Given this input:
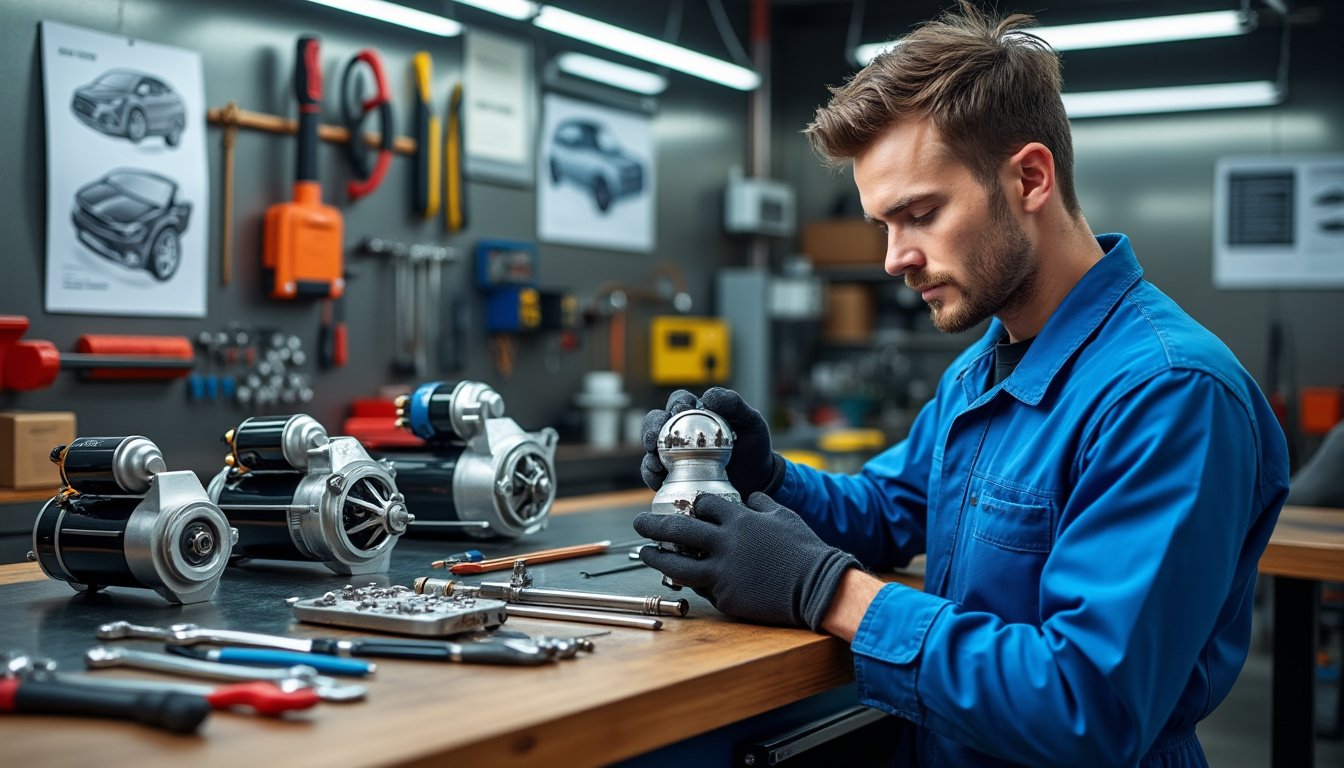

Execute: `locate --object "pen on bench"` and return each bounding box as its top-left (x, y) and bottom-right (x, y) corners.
top-left (436, 540), bottom-right (613, 574)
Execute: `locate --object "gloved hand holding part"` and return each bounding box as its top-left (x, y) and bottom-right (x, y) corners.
top-left (640, 387), bottom-right (786, 498)
top-left (633, 492), bottom-right (859, 631)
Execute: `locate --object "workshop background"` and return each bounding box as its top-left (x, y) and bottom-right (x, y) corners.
top-left (3, 0), bottom-right (1343, 481)
top-left (1, 0), bottom-right (1343, 764)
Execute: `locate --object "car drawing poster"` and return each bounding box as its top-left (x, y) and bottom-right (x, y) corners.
top-left (538, 94), bottom-right (654, 252)
top-left (41, 21), bottom-right (208, 317)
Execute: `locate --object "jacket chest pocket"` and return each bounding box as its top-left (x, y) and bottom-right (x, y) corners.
top-left (970, 490), bottom-right (1055, 553)
top-left (952, 481), bottom-right (1058, 620)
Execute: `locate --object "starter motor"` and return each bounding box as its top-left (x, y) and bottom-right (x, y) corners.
top-left (207, 414), bottom-right (411, 575)
top-left (30, 436), bottom-right (236, 604)
top-left (385, 380), bottom-right (558, 540)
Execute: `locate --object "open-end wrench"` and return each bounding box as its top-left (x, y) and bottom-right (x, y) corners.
top-left (95, 620), bottom-right (374, 676)
top-left (96, 620), bottom-right (553, 665)
top-left (85, 646), bottom-right (366, 702)
top-left (98, 621), bottom-right (315, 650)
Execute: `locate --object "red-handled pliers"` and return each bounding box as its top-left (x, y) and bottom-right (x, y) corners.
top-left (341, 48), bottom-right (393, 201)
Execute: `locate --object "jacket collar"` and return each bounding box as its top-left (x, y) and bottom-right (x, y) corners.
top-left (958, 233), bottom-right (1143, 406)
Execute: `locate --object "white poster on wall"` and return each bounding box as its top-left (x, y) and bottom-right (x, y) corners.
top-left (464, 30), bottom-right (534, 185)
top-left (41, 21), bottom-right (209, 317)
top-left (1213, 155), bottom-right (1344, 289)
top-left (538, 93), bottom-right (655, 253)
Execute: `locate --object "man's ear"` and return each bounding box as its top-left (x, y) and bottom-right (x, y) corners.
top-left (1006, 142), bottom-right (1055, 214)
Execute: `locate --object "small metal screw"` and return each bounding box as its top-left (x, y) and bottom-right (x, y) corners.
top-left (328, 475), bottom-right (346, 491)
top-left (744, 755), bottom-right (756, 766)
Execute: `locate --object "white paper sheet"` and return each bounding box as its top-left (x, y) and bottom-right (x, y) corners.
top-left (41, 21), bottom-right (210, 317)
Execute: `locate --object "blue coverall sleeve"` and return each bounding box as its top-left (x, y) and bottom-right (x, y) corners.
top-left (849, 370), bottom-right (1280, 767)
top-left (775, 396), bottom-right (939, 570)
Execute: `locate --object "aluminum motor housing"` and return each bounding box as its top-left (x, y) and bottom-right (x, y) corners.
top-left (208, 415), bottom-right (412, 576)
top-left (32, 436), bottom-right (235, 604)
top-left (389, 380), bottom-right (558, 539)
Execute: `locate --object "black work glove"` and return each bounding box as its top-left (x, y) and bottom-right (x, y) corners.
top-left (633, 492), bottom-right (859, 631)
top-left (639, 387), bottom-right (786, 498)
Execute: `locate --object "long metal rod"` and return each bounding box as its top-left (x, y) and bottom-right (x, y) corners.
top-left (477, 581), bottom-right (688, 617)
top-left (503, 604), bottom-right (663, 631)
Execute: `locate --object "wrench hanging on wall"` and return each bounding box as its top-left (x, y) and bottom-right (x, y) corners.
top-left (358, 237), bottom-right (457, 378)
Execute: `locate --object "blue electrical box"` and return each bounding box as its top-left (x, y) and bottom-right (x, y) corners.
top-left (485, 286), bottom-right (542, 333)
top-left (475, 240), bottom-right (538, 289)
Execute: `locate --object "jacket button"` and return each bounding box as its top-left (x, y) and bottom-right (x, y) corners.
top-left (970, 496), bottom-right (978, 506)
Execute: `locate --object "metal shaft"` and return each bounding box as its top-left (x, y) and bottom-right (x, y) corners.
top-left (478, 581), bottom-right (689, 617)
top-left (503, 604), bottom-right (664, 630)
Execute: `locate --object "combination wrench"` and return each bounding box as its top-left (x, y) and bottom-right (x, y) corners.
top-left (84, 646), bottom-right (366, 702)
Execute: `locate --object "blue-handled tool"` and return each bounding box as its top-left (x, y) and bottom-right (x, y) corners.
top-left (164, 645), bottom-right (376, 677)
top-left (429, 548), bottom-right (484, 569)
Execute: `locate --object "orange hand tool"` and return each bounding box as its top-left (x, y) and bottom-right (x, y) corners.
top-left (263, 35), bottom-right (345, 300)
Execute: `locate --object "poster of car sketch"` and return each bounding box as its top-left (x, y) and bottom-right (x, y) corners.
top-left (41, 21), bottom-right (208, 317)
top-left (538, 94), bottom-right (654, 252)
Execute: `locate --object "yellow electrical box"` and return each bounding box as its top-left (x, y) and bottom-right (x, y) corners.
top-left (650, 316), bottom-right (731, 386)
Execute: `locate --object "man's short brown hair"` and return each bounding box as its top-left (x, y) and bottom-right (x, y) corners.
top-left (806, 0), bottom-right (1080, 216)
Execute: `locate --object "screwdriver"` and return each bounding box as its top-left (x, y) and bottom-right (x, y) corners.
top-left (166, 645), bottom-right (376, 677)
top-left (429, 548), bottom-right (484, 569)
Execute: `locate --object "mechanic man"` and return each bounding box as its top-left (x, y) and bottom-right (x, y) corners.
top-left (633, 2), bottom-right (1290, 765)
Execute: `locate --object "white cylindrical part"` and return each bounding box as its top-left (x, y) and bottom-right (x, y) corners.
top-left (586, 407), bottom-right (622, 449)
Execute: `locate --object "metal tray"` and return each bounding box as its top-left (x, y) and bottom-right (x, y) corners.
top-left (291, 586), bottom-right (508, 637)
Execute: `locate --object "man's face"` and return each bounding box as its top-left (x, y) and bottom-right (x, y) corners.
top-left (853, 120), bottom-right (1037, 334)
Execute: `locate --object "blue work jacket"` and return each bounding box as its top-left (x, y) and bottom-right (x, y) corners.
top-left (777, 234), bottom-right (1290, 767)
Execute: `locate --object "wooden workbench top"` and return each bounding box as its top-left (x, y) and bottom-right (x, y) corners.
top-left (10, 491), bottom-right (1321, 767)
top-left (1260, 504), bottom-right (1344, 582)
top-left (0, 491), bottom-right (863, 768)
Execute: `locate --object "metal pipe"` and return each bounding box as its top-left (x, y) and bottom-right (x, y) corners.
top-left (477, 581), bottom-right (689, 617)
top-left (503, 604), bottom-right (663, 631)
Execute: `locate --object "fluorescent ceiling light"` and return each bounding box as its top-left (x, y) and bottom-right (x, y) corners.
top-left (454, 0), bottom-right (539, 21)
top-left (1063, 81), bottom-right (1279, 118)
top-left (534, 6), bottom-right (760, 91)
top-left (1034, 10), bottom-right (1249, 51)
top-left (854, 41), bottom-right (896, 65)
top-left (556, 53), bottom-right (668, 95)
top-left (856, 10), bottom-right (1250, 64)
top-left (303, 0), bottom-right (462, 36)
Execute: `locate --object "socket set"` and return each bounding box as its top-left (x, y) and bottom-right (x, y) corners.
top-left (291, 583), bottom-right (508, 637)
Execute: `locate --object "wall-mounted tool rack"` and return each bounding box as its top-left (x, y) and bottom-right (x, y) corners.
top-left (206, 101), bottom-right (421, 287)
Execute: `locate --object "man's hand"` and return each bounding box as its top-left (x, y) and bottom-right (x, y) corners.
top-left (639, 387), bottom-right (786, 497)
top-left (633, 492), bottom-right (859, 630)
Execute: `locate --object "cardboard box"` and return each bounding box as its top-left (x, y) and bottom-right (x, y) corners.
top-left (823, 284), bottom-right (875, 343)
top-left (0, 411), bottom-right (76, 489)
top-left (801, 218), bottom-right (885, 268)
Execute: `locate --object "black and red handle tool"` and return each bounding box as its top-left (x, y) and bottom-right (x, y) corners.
top-left (0, 676), bottom-right (209, 734)
top-left (341, 48), bottom-right (393, 201)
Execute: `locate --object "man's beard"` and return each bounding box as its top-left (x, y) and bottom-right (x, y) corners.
top-left (907, 192), bottom-right (1038, 334)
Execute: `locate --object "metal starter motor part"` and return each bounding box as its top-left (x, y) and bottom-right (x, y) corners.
top-left (650, 408), bottom-right (739, 515)
top-left (384, 380), bottom-right (558, 540)
top-left (207, 414), bottom-right (412, 575)
top-left (649, 409), bottom-right (739, 589)
top-left (29, 436), bottom-right (236, 604)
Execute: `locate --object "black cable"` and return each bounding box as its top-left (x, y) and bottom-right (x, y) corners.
top-left (705, 0), bottom-right (753, 69)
